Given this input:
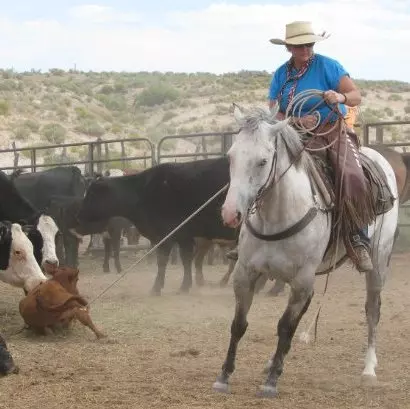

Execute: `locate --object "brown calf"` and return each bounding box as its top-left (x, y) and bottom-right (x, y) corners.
top-left (19, 266), bottom-right (105, 339)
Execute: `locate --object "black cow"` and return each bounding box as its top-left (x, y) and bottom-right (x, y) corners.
top-left (78, 158), bottom-right (237, 295)
top-left (10, 166), bottom-right (86, 267)
top-left (46, 195), bottom-right (132, 273)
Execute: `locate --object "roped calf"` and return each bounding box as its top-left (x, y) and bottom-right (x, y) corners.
top-left (19, 266), bottom-right (105, 339)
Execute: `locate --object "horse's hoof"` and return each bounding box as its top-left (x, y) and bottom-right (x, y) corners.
top-left (212, 380), bottom-right (230, 393)
top-left (258, 385), bottom-right (277, 398)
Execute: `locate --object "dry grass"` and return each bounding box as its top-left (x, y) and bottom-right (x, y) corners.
top-left (0, 252), bottom-right (410, 409)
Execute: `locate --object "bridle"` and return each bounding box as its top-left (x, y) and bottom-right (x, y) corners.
top-left (243, 126), bottom-right (324, 242)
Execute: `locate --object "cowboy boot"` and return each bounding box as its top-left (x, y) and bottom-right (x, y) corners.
top-left (226, 246), bottom-right (238, 261)
top-left (351, 229), bottom-right (373, 272)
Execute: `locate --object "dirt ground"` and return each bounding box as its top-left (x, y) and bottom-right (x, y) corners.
top-left (0, 251), bottom-right (410, 409)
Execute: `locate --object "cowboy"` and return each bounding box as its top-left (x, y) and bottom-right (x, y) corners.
top-left (228, 21), bottom-right (374, 273)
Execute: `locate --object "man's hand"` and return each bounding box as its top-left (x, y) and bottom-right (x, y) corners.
top-left (298, 115), bottom-right (318, 128)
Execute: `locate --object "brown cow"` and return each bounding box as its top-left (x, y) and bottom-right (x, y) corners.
top-left (19, 266), bottom-right (105, 339)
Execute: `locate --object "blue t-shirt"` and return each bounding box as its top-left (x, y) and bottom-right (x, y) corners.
top-left (269, 54), bottom-right (348, 123)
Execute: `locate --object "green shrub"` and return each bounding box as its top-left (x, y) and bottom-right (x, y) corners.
top-left (75, 120), bottom-right (105, 137)
top-left (13, 126), bottom-right (31, 141)
top-left (135, 84), bottom-right (179, 107)
top-left (384, 107), bottom-right (394, 116)
top-left (97, 94), bottom-right (127, 111)
top-left (0, 100), bottom-right (10, 115)
top-left (56, 106), bottom-right (69, 120)
top-left (41, 123), bottom-right (67, 144)
top-left (99, 85), bottom-right (115, 94)
top-left (0, 80), bottom-right (17, 91)
top-left (49, 68), bottom-right (65, 76)
top-left (23, 119), bottom-right (40, 132)
top-left (75, 106), bottom-right (92, 119)
top-left (162, 111), bottom-right (177, 122)
top-left (110, 123), bottom-right (123, 134)
top-left (388, 94), bottom-right (402, 101)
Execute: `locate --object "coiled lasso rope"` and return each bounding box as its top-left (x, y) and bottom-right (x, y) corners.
top-left (283, 89), bottom-right (347, 343)
top-left (285, 89), bottom-right (342, 142)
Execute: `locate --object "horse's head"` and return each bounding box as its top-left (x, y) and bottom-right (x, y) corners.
top-left (221, 104), bottom-right (295, 228)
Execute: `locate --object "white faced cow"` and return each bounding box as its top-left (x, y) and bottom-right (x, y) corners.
top-left (36, 214), bottom-right (59, 273)
top-left (0, 222), bottom-right (47, 292)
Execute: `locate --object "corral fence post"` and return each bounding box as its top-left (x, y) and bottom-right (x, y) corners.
top-left (376, 126), bottom-right (384, 144)
top-left (11, 142), bottom-right (19, 171)
top-left (96, 137), bottom-right (102, 174)
top-left (30, 148), bottom-right (36, 172)
top-left (87, 143), bottom-right (95, 176)
top-left (221, 133), bottom-right (233, 155)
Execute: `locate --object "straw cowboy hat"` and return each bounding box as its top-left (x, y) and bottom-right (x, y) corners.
top-left (270, 21), bottom-right (330, 45)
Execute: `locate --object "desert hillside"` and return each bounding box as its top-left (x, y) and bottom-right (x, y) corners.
top-left (0, 69), bottom-right (409, 169)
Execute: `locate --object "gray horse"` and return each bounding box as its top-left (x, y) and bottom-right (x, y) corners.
top-left (213, 106), bottom-right (398, 397)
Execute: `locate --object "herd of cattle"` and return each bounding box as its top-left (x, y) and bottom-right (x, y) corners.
top-left (0, 144), bottom-right (409, 377)
top-left (0, 158), bottom-right (241, 375)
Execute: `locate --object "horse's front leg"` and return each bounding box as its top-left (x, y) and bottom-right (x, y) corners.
top-left (362, 210), bottom-right (396, 381)
top-left (362, 254), bottom-right (387, 380)
top-left (261, 279), bottom-right (314, 397)
top-left (213, 265), bottom-right (259, 393)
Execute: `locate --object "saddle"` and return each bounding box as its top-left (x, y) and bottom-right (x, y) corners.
top-left (309, 151), bottom-right (395, 217)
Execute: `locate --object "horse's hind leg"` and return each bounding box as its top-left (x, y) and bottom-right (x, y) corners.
top-left (362, 247), bottom-right (391, 379)
top-left (262, 281), bottom-right (314, 397)
top-left (213, 265), bottom-right (259, 393)
top-left (362, 270), bottom-right (381, 379)
top-left (362, 202), bottom-right (397, 380)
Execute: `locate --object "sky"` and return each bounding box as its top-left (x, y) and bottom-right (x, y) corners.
top-left (0, 0), bottom-right (409, 81)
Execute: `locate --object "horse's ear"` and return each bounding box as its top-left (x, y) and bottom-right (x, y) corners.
top-left (233, 103), bottom-right (245, 123)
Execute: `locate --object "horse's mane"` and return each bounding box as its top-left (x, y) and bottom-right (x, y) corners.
top-left (239, 107), bottom-right (308, 168)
